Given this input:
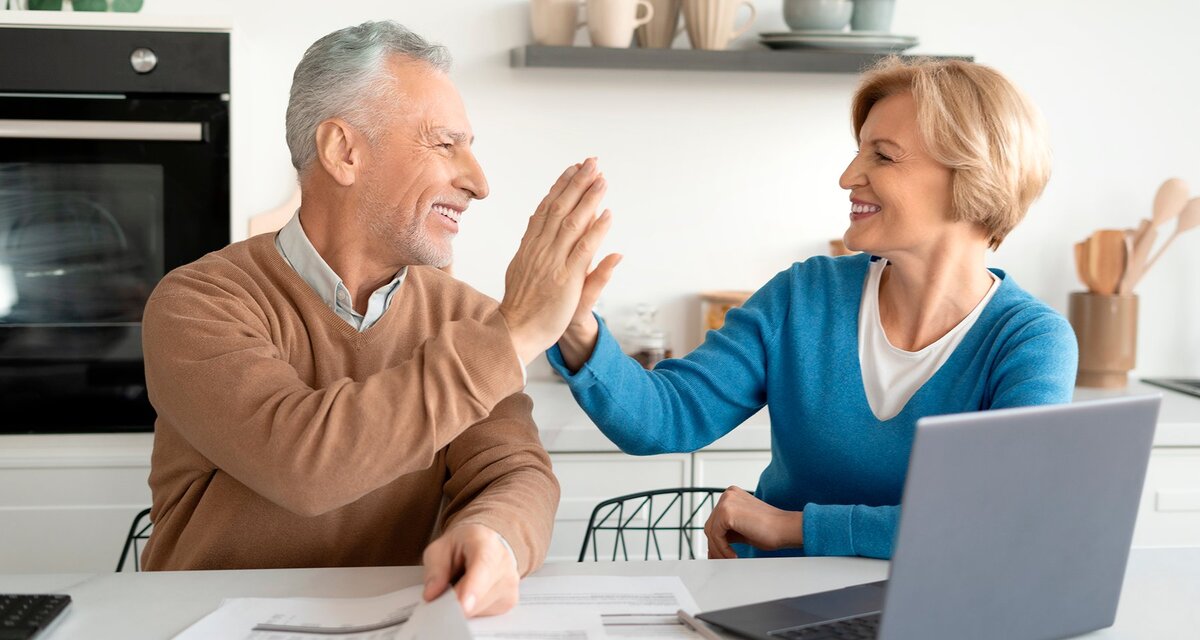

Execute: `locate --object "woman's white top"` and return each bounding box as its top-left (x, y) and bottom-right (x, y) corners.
top-left (858, 258), bottom-right (1000, 421)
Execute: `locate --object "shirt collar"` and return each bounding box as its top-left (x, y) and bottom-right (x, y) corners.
top-left (275, 212), bottom-right (406, 325)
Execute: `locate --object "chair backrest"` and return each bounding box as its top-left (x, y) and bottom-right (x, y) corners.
top-left (115, 507), bottom-right (153, 572)
top-left (578, 488), bottom-right (725, 562)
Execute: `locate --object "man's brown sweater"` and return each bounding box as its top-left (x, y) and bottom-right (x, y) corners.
top-left (140, 233), bottom-right (558, 573)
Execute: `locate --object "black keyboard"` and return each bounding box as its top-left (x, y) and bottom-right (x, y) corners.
top-left (0, 595), bottom-right (71, 640)
top-left (769, 612), bottom-right (881, 639)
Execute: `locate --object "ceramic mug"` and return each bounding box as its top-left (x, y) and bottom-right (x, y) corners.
top-left (587, 0), bottom-right (655, 48)
top-left (531, 0), bottom-right (586, 46)
top-left (635, 0), bottom-right (685, 48)
top-left (851, 0), bottom-right (895, 32)
top-left (682, 0), bottom-right (757, 51)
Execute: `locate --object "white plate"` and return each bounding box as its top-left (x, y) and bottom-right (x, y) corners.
top-left (760, 30), bottom-right (915, 40)
top-left (758, 32), bottom-right (918, 52)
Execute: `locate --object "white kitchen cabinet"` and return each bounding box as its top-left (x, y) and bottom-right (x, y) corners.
top-left (1131, 448), bottom-right (1200, 547)
top-left (692, 451), bottom-right (772, 492)
top-left (1, 382), bottom-right (1197, 573)
top-left (0, 435), bottom-right (151, 574)
top-left (547, 452), bottom-right (691, 563)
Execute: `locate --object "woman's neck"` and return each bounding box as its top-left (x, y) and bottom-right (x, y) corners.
top-left (876, 244), bottom-right (994, 352)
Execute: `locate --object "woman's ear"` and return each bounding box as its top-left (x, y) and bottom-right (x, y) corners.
top-left (314, 118), bottom-right (363, 187)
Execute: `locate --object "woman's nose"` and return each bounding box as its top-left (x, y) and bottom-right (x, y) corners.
top-left (839, 155), bottom-right (866, 191)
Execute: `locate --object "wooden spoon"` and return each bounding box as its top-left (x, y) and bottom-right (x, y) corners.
top-left (1085, 229), bottom-right (1128, 295)
top-left (1151, 178), bottom-right (1190, 230)
top-left (1118, 219), bottom-right (1154, 294)
top-left (1122, 179), bottom-right (1190, 294)
top-left (1074, 240), bottom-right (1091, 291)
top-left (1139, 196), bottom-right (1200, 277)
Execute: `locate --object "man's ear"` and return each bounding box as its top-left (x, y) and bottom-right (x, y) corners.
top-left (314, 118), bottom-right (363, 187)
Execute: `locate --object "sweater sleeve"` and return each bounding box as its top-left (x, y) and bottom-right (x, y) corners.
top-left (545, 269), bottom-right (792, 455)
top-left (986, 311), bottom-right (1078, 409)
top-left (802, 504), bottom-right (899, 559)
top-left (141, 281), bottom-right (525, 518)
top-left (439, 392), bottom-right (559, 576)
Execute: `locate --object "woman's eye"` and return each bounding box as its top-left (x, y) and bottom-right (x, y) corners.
top-left (875, 152), bottom-right (893, 162)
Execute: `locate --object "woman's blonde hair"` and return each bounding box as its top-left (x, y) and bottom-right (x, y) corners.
top-left (851, 57), bottom-right (1051, 249)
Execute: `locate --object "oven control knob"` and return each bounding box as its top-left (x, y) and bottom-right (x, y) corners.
top-left (130, 47), bottom-right (158, 74)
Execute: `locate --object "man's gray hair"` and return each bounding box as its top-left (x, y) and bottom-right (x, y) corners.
top-left (285, 20), bottom-right (451, 173)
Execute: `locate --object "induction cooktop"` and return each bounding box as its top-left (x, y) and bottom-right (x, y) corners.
top-left (1142, 378), bottom-right (1200, 399)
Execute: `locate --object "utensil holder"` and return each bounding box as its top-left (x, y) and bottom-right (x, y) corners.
top-left (1068, 292), bottom-right (1138, 388)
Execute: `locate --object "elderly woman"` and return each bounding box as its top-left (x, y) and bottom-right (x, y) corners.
top-left (547, 57), bottom-right (1078, 559)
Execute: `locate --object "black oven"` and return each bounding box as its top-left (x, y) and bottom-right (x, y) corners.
top-left (0, 26), bottom-right (230, 433)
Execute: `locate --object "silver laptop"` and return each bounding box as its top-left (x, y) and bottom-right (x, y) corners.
top-left (698, 395), bottom-right (1160, 640)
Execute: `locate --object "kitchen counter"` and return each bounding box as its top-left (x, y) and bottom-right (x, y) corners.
top-left (1074, 380), bottom-right (1200, 447)
top-left (0, 379), bottom-right (1195, 460)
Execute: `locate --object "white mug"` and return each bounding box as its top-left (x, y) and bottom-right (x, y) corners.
top-left (531, 0), bottom-right (586, 46)
top-left (587, 0), bottom-right (655, 48)
top-left (636, 0), bottom-right (686, 48)
top-left (682, 0), bottom-right (757, 51)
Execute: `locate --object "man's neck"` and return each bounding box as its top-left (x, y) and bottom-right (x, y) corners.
top-left (297, 201), bottom-right (403, 315)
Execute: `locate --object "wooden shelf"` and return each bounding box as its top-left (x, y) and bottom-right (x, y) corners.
top-left (510, 45), bottom-right (971, 74)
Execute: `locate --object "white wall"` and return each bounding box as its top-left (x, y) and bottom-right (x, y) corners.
top-left (150, 0), bottom-right (1200, 377)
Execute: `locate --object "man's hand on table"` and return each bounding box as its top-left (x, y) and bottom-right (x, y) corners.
top-left (422, 523), bottom-right (519, 618)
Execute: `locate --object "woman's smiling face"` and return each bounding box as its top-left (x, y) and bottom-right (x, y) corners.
top-left (838, 91), bottom-right (958, 258)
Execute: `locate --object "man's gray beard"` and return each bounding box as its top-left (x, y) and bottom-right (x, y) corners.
top-left (359, 191), bottom-right (453, 269)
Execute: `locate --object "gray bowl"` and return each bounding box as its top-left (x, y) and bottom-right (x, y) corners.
top-left (783, 0), bottom-right (854, 31)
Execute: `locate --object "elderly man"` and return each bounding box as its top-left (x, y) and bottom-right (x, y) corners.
top-left (140, 21), bottom-right (614, 617)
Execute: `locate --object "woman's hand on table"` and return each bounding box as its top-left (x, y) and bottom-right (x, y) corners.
top-left (704, 486), bottom-right (804, 559)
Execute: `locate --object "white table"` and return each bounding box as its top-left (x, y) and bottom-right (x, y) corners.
top-left (1, 548), bottom-right (1197, 639)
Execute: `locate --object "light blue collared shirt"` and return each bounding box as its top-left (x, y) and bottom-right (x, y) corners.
top-left (275, 213), bottom-right (404, 332)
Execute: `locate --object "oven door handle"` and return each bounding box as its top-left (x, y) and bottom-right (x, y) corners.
top-left (0, 119), bottom-right (204, 142)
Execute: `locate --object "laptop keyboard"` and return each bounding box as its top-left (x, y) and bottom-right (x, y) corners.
top-left (0, 595), bottom-right (71, 640)
top-left (769, 612), bottom-right (881, 639)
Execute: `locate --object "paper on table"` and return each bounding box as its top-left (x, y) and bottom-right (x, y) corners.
top-left (173, 575), bottom-right (701, 640)
top-left (468, 604), bottom-right (605, 639)
top-left (516, 576), bottom-right (704, 639)
top-left (173, 585), bottom-right (426, 640)
top-left (395, 589), bottom-right (471, 640)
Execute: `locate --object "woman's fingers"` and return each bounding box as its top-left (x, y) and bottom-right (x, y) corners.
top-left (577, 253), bottom-right (622, 318)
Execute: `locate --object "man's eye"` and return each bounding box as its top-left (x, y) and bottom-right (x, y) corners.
top-left (876, 152), bottom-right (893, 162)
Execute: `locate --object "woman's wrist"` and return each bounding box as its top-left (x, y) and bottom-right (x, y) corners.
top-left (558, 314), bottom-right (600, 373)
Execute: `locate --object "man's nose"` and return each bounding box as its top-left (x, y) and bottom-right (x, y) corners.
top-left (457, 149), bottom-right (489, 200)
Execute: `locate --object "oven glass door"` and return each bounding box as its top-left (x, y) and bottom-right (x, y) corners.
top-left (0, 95), bottom-right (229, 432)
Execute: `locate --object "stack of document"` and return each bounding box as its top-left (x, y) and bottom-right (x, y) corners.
top-left (174, 575), bottom-right (716, 639)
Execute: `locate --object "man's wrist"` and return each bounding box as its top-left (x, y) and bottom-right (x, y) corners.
top-left (493, 530), bottom-right (519, 573)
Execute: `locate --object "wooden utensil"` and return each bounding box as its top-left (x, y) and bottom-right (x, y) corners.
top-left (1121, 178), bottom-right (1190, 294)
top-left (1140, 196), bottom-right (1200, 276)
top-left (1118, 219), bottom-right (1154, 294)
top-left (1151, 178), bottom-right (1190, 229)
top-left (1085, 229), bottom-right (1128, 295)
top-left (1074, 240), bottom-right (1090, 291)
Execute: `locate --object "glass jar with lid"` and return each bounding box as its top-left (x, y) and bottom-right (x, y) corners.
top-left (622, 303), bottom-right (673, 370)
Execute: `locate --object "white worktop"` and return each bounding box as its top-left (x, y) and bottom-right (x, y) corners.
top-left (1, 379), bottom-right (1197, 465)
top-left (1, 548), bottom-right (1197, 639)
